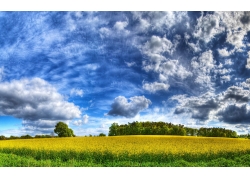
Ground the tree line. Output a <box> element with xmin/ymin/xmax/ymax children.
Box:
<box><xmin>0</xmin><ymin>122</ymin><xmax>107</xmax><ymax>140</ymax></box>
<box><xmin>0</xmin><ymin>134</ymin><xmax>55</xmax><ymax>140</ymax></box>
<box><xmin>0</xmin><ymin>122</ymin><xmax>75</xmax><ymax>140</ymax></box>
<box><xmin>108</xmin><ymin>121</ymin><xmax>238</xmax><ymax>138</ymax></box>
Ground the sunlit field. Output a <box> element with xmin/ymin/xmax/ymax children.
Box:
<box><xmin>1</xmin><ymin>136</ymin><xmax>250</xmax><ymax>167</ymax></box>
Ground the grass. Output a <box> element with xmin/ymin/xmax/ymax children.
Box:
<box><xmin>1</xmin><ymin>135</ymin><xmax>250</xmax><ymax>167</ymax></box>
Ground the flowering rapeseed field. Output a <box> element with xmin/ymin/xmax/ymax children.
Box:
<box><xmin>1</xmin><ymin>136</ymin><xmax>250</xmax><ymax>167</ymax></box>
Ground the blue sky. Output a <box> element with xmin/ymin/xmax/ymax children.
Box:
<box><xmin>1</xmin><ymin>11</ymin><xmax>250</xmax><ymax>136</ymax></box>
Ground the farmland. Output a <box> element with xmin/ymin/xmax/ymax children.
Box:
<box><xmin>1</xmin><ymin>135</ymin><xmax>250</xmax><ymax>167</ymax></box>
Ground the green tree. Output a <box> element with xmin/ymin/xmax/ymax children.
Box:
<box><xmin>54</xmin><ymin>122</ymin><xmax>75</xmax><ymax>137</ymax></box>
<box><xmin>20</xmin><ymin>134</ymin><xmax>33</xmax><ymax>139</ymax></box>
<box><xmin>99</xmin><ymin>133</ymin><xmax>106</xmax><ymax>137</ymax></box>
<box><xmin>0</xmin><ymin>135</ymin><xmax>6</xmax><ymax>140</ymax></box>
<box><xmin>108</xmin><ymin>123</ymin><xmax>119</xmax><ymax>136</ymax></box>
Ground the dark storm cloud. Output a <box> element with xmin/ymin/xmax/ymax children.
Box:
<box><xmin>107</xmin><ymin>96</ymin><xmax>151</xmax><ymax>118</ymax></box>
<box><xmin>216</xmin><ymin>104</ymin><xmax>250</xmax><ymax>124</ymax></box>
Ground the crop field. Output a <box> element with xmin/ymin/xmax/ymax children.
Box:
<box><xmin>1</xmin><ymin>135</ymin><xmax>250</xmax><ymax>167</ymax></box>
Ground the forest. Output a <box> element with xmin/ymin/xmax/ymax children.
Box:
<box><xmin>108</xmin><ymin>121</ymin><xmax>238</xmax><ymax>138</ymax></box>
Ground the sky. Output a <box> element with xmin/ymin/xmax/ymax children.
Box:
<box><xmin>1</xmin><ymin>11</ymin><xmax>250</xmax><ymax>136</ymax></box>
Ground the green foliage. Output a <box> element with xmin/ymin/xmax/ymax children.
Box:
<box><xmin>108</xmin><ymin>121</ymin><xmax>238</xmax><ymax>138</ymax></box>
<box><xmin>238</xmin><ymin>134</ymin><xmax>250</xmax><ymax>139</ymax></box>
<box><xmin>1</xmin><ymin>148</ymin><xmax>250</xmax><ymax>167</ymax></box>
<box><xmin>54</xmin><ymin>122</ymin><xmax>75</xmax><ymax>137</ymax></box>
<box><xmin>35</xmin><ymin>135</ymin><xmax>52</xmax><ymax>138</ymax></box>
<box><xmin>0</xmin><ymin>135</ymin><xmax>6</xmax><ymax>140</ymax></box>
<box><xmin>9</xmin><ymin>136</ymin><xmax>19</xmax><ymax>140</ymax></box>
<box><xmin>20</xmin><ymin>135</ymin><xmax>33</xmax><ymax>139</ymax></box>
<box><xmin>197</xmin><ymin>127</ymin><xmax>238</xmax><ymax>138</ymax></box>
<box><xmin>98</xmin><ymin>133</ymin><xmax>106</xmax><ymax>137</ymax></box>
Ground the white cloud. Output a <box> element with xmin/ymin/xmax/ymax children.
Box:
<box><xmin>216</xmin><ymin>12</ymin><xmax>250</xmax><ymax>49</ymax></box>
<box><xmin>136</xmin><ymin>18</ymin><xmax>150</xmax><ymax>32</ymax></box>
<box><xmin>246</xmin><ymin>51</ymin><xmax>250</xmax><ymax>69</ymax></box>
<box><xmin>218</xmin><ymin>48</ymin><xmax>232</xmax><ymax>57</ymax></box>
<box><xmin>0</xmin><ymin>78</ymin><xmax>81</xmax><ymax>121</ymax></box>
<box><xmin>225</xmin><ymin>59</ymin><xmax>233</xmax><ymax>65</ymax></box>
<box><xmin>226</xmin><ymin>30</ymin><xmax>245</xmax><ymax>49</ymax></box>
<box><xmin>193</xmin><ymin>13</ymin><xmax>222</xmax><ymax>43</ymax></box>
<box><xmin>141</xmin><ymin>35</ymin><xmax>192</xmax><ymax>93</ymax></box>
<box><xmin>133</xmin><ymin>12</ymin><xmax>188</xmax><ymax>33</ymax></box>
<box><xmin>70</xmin><ymin>88</ymin><xmax>84</xmax><ymax>97</ymax></box>
<box><xmin>241</xmin><ymin>78</ymin><xmax>250</xmax><ymax>89</ymax></box>
<box><xmin>125</xmin><ymin>61</ymin><xmax>136</xmax><ymax>67</ymax></box>
<box><xmin>193</xmin><ymin>12</ymin><xmax>250</xmax><ymax>50</ymax></box>
<box><xmin>113</xmin><ymin>21</ymin><xmax>128</xmax><ymax>31</ymax></box>
<box><xmin>221</xmin><ymin>75</ymin><xmax>231</xmax><ymax>83</ymax></box>
<box><xmin>143</xmin><ymin>82</ymin><xmax>170</xmax><ymax>93</ymax></box>
<box><xmin>142</xmin><ymin>35</ymin><xmax>174</xmax><ymax>55</ymax></box>
<box><xmin>83</xmin><ymin>63</ymin><xmax>100</xmax><ymax>71</ymax></box>
<box><xmin>73</xmin><ymin>114</ymin><xmax>89</xmax><ymax>126</ymax></box>
<box><xmin>107</xmin><ymin>96</ymin><xmax>152</xmax><ymax>118</ymax></box>
<box><xmin>99</xmin><ymin>27</ymin><xmax>111</xmax><ymax>38</ymax></box>
<box><xmin>188</xmin><ymin>42</ymin><xmax>201</xmax><ymax>52</ymax></box>
<box><xmin>191</xmin><ymin>50</ymin><xmax>215</xmax><ymax>88</ymax></box>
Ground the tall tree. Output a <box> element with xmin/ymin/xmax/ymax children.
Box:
<box><xmin>54</xmin><ymin>122</ymin><xmax>75</xmax><ymax>137</ymax></box>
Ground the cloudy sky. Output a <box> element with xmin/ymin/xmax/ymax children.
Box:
<box><xmin>1</xmin><ymin>11</ymin><xmax>250</xmax><ymax>136</ymax></box>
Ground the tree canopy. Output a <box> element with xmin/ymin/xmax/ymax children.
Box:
<box><xmin>108</xmin><ymin>121</ymin><xmax>238</xmax><ymax>138</ymax></box>
<box><xmin>54</xmin><ymin>122</ymin><xmax>75</xmax><ymax>137</ymax></box>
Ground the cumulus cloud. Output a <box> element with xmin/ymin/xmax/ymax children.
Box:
<box><xmin>193</xmin><ymin>13</ymin><xmax>222</xmax><ymax>43</ymax></box>
<box><xmin>193</xmin><ymin>12</ymin><xmax>250</xmax><ymax>49</ymax></box>
<box><xmin>143</xmin><ymin>35</ymin><xmax>174</xmax><ymax>55</ymax></box>
<box><xmin>217</xmin><ymin>104</ymin><xmax>250</xmax><ymax>124</ymax></box>
<box><xmin>141</xmin><ymin>35</ymin><xmax>192</xmax><ymax>93</ymax></box>
<box><xmin>218</xmin><ymin>48</ymin><xmax>232</xmax><ymax>57</ymax></box>
<box><xmin>224</xmin><ymin>59</ymin><xmax>233</xmax><ymax>66</ymax></box>
<box><xmin>172</xmin><ymin>93</ymin><xmax>220</xmax><ymax>121</ymax></box>
<box><xmin>113</xmin><ymin>21</ymin><xmax>128</xmax><ymax>31</ymax></box>
<box><xmin>141</xmin><ymin>36</ymin><xmax>192</xmax><ymax>93</ymax></box>
<box><xmin>99</xmin><ymin>20</ymin><xmax>130</xmax><ymax>38</ymax></box>
<box><xmin>0</xmin><ymin>78</ymin><xmax>81</xmax><ymax>122</ymax></box>
<box><xmin>216</xmin><ymin>12</ymin><xmax>250</xmax><ymax>49</ymax></box>
<box><xmin>73</xmin><ymin>114</ymin><xmax>89</xmax><ymax>126</ymax></box>
<box><xmin>220</xmin><ymin>75</ymin><xmax>231</xmax><ymax>83</ymax></box>
<box><xmin>132</xmin><ymin>11</ymin><xmax>189</xmax><ymax>32</ymax></box>
<box><xmin>222</xmin><ymin>86</ymin><xmax>250</xmax><ymax>103</ymax></box>
<box><xmin>143</xmin><ymin>82</ymin><xmax>170</xmax><ymax>93</ymax></box>
<box><xmin>171</xmin><ymin>80</ymin><xmax>250</xmax><ymax>124</ymax></box>
<box><xmin>70</xmin><ymin>88</ymin><xmax>84</xmax><ymax>97</ymax></box>
<box><xmin>107</xmin><ymin>96</ymin><xmax>152</xmax><ymax>118</ymax></box>
<box><xmin>241</xmin><ymin>78</ymin><xmax>250</xmax><ymax>89</ymax></box>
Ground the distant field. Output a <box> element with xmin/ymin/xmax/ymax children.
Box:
<box><xmin>1</xmin><ymin>135</ymin><xmax>250</xmax><ymax>167</ymax></box>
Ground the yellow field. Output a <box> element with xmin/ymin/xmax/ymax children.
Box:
<box><xmin>1</xmin><ymin>135</ymin><xmax>250</xmax><ymax>155</ymax></box>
